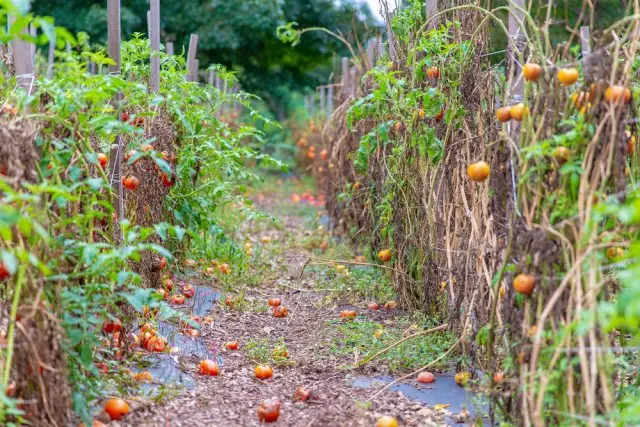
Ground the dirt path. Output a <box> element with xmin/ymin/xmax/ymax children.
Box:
<box><xmin>119</xmin><ymin>176</ymin><xmax>452</xmax><ymax>427</ymax></box>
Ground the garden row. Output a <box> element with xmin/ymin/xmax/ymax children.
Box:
<box><xmin>292</xmin><ymin>0</ymin><xmax>640</xmax><ymax>424</ymax></box>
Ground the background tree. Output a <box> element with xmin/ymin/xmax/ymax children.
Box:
<box><xmin>33</xmin><ymin>0</ymin><xmax>379</xmax><ymax>118</ymax></box>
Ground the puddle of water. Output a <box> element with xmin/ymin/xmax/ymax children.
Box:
<box><xmin>352</xmin><ymin>373</ymin><xmax>489</xmax><ymax>425</ymax></box>
<box><xmin>136</xmin><ymin>284</ymin><xmax>222</xmax><ymax>389</ymax></box>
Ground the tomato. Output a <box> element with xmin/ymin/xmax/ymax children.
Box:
<box><xmin>102</xmin><ymin>319</ymin><xmax>122</xmax><ymax>334</ymax></box>
<box><xmin>273</xmin><ymin>347</ymin><xmax>288</xmax><ymax>358</ymax></box>
<box><xmin>378</xmin><ymin>249</ymin><xmax>392</xmax><ymax>262</ymax></box>
<box><xmin>0</xmin><ymin>262</ymin><xmax>11</xmax><ymax>280</ymax></box>
<box><xmin>97</xmin><ymin>153</ymin><xmax>108</xmax><ymax>169</ymax></box>
<box><xmin>604</xmin><ymin>85</ymin><xmax>632</xmax><ymax>104</ymax></box>
<box><xmin>523</xmin><ymin>63</ymin><xmax>542</xmax><ymax>82</ymax></box>
<box><xmin>254</xmin><ymin>364</ymin><xmax>273</xmax><ymax>380</ymax></box>
<box><xmin>140</xmin><ymin>323</ymin><xmax>155</xmax><ymax>334</ymax></box>
<box><xmin>513</xmin><ymin>274</ymin><xmax>536</xmax><ymax>295</ymax></box>
<box><xmin>273</xmin><ymin>306</ymin><xmax>288</xmax><ymax>318</ymax></box>
<box><xmin>218</xmin><ymin>263</ymin><xmax>231</xmax><ymax>275</ymax></box>
<box><xmin>368</xmin><ymin>302</ymin><xmax>380</xmax><ymax>310</ymax></box>
<box><xmin>181</xmin><ymin>284</ymin><xmax>195</xmax><ymax>298</ymax></box>
<box><xmin>161</xmin><ymin>173</ymin><xmax>176</xmax><ymax>187</ymax></box>
<box><xmin>509</xmin><ymin>103</ymin><xmax>528</xmax><ymax>121</ymax></box>
<box><xmin>353</xmin><ymin>182</ymin><xmax>362</xmax><ymax>190</ymax></box>
<box><xmin>455</xmin><ymin>371</ymin><xmax>471</xmax><ymax>386</ymax></box>
<box><xmin>499</xmin><ymin>286</ymin><xmax>506</xmax><ymax>298</ymax></box>
<box><xmin>493</xmin><ymin>371</ymin><xmax>505</xmax><ymax>384</ymax></box>
<box><xmin>199</xmin><ymin>359</ymin><xmax>220</xmax><ymax>376</ymax></box>
<box><xmin>496</xmin><ymin>106</ymin><xmax>511</xmax><ymax>123</ymax></box>
<box><xmin>320</xmin><ymin>149</ymin><xmax>329</xmax><ymax>161</ymax></box>
<box><xmin>120</xmin><ymin>111</ymin><xmax>129</xmax><ymax>122</ymax></box>
<box><xmin>435</xmin><ymin>110</ymin><xmax>444</xmax><ymax>122</ymax></box>
<box><xmin>417</xmin><ymin>371</ymin><xmax>436</xmax><ymax>384</ymax></box>
<box><xmin>257</xmin><ymin>399</ymin><xmax>281</xmax><ymax>423</ymax></box>
<box><xmin>307</xmin><ymin>149</ymin><xmax>316</xmax><ymax>160</ymax></box>
<box><xmin>384</xmin><ymin>300</ymin><xmax>397</xmax><ymax>309</ymax></box>
<box><xmin>293</xmin><ymin>387</ymin><xmax>311</xmax><ymax>401</ymax></box>
<box><xmin>133</xmin><ymin>117</ymin><xmax>145</xmax><ymax>128</ymax></box>
<box><xmin>628</xmin><ymin>133</ymin><xmax>637</xmax><ymax>156</ymax></box>
<box><xmin>133</xmin><ymin>371</ymin><xmax>152</xmax><ymax>382</ymax></box>
<box><xmin>427</xmin><ymin>66</ymin><xmax>440</xmax><ymax>79</ymax></box>
<box><xmin>122</xmin><ymin>176</ymin><xmax>140</xmax><ymax>191</ymax></box>
<box><xmin>339</xmin><ymin>310</ymin><xmax>357</xmax><ymax>319</ymax></box>
<box><xmin>104</xmin><ymin>398</ymin><xmax>129</xmax><ymax>420</ymax></box>
<box><xmin>557</xmin><ymin>68</ymin><xmax>579</xmax><ymax>86</ymax></box>
<box><xmin>267</xmin><ymin>298</ymin><xmax>281</xmax><ymax>307</ymax></box>
<box><xmin>375</xmin><ymin>416</ymin><xmax>398</xmax><ymax>427</ymax></box>
<box><xmin>145</xmin><ymin>336</ymin><xmax>166</xmax><ymax>352</ymax></box>
<box><xmin>467</xmin><ymin>161</ymin><xmax>490</xmax><ymax>182</ymax></box>
<box><xmin>553</xmin><ymin>146</ymin><xmax>570</xmax><ymax>165</ymax></box>
<box><xmin>225</xmin><ymin>341</ymin><xmax>239</xmax><ymax>350</ymax></box>
<box><xmin>170</xmin><ymin>294</ymin><xmax>185</xmax><ymax>305</ymax></box>
<box><xmin>159</xmin><ymin>257</ymin><xmax>167</xmax><ymax>270</ymax></box>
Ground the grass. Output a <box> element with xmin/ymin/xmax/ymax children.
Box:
<box><xmin>327</xmin><ymin>313</ymin><xmax>456</xmax><ymax>373</ymax></box>
<box><xmin>244</xmin><ymin>337</ymin><xmax>294</xmax><ymax>366</ymax></box>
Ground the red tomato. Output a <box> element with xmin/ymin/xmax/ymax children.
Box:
<box><xmin>257</xmin><ymin>399</ymin><xmax>280</xmax><ymax>423</ymax></box>
<box><xmin>97</xmin><ymin>153</ymin><xmax>108</xmax><ymax>169</ymax></box>
<box><xmin>122</xmin><ymin>176</ymin><xmax>140</xmax><ymax>191</ymax></box>
<box><xmin>181</xmin><ymin>284</ymin><xmax>195</xmax><ymax>298</ymax></box>
<box><xmin>102</xmin><ymin>319</ymin><xmax>122</xmax><ymax>334</ymax></box>
<box><xmin>199</xmin><ymin>359</ymin><xmax>220</xmax><ymax>376</ymax></box>
<box><xmin>0</xmin><ymin>262</ymin><xmax>10</xmax><ymax>280</ymax></box>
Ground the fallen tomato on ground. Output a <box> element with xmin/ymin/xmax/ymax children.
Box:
<box><xmin>257</xmin><ymin>399</ymin><xmax>281</xmax><ymax>423</ymax></box>
<box><xmin>273</xmin><ymin>306</ymin><xmax>288</xmax><ymax>318</ymax></box>
<box><xmin>199</xmin><ymin>359</ymin><xmax>220</xmax><ymax>376</ymax></box>
<box><xmin>255</xmin><ymin>364</ymin><xmax>273</xmax><ymax>380</ymax></box>
<box><xmin>104</xmin><ymin>398</ymin><xmax>129</xmax><ymax>421</ymax></box>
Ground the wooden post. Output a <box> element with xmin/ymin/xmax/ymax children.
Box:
<box><xmin>377</xmin><ymin>36</ymin><xmax>386</xmax><ymax>59</ymax></box>
<box><xmin>192</xmin><ymin>59</ymin><xmax>199</xmax><ymax>82</ymax></box>
<box><xmin>46</xmin><ymin>35</ymin><xmax>55</xmax><ymax>79</ymax></box>
<box><xmin>186</xmin><ymin>34</ymin><xmax>198</xmax><ymax>81</ymax></box>
<box><xmin>385</xmin><ymin>8</ymin><xmax>396</xmax><ymax>61</ymax></box>
<box><xmin>8</xmin><ymin>15</ymin><xmax>34</xmax><ymax>93</ymax></box>
<box><xmin>29</xmin><ymin>24</ymin><xmax>36</xmax><ymax>60</ymax></box>
<box><xmin>508</xmin><ymin>0</ymin><xmax>525</xmax><ymax>110</ymax></box>
<box><xmin>341</xmin><ymin>57</ymin><xmax>350</xmax><ymax>95</ymax></box>
<box><xmin>426</xmin><ymin>0</ymin><xmax>438</xmax><ymax>24</ymax></box>
<box><xmin>149</xmin><ymin>0</ymin><xmax>160</xmax><ymax>93</ymax></box>
<box><xmin>107</xmin><ymin>0</ymin><xmax>124</xmax><ymax>240</ymax></box>
<box><xmin>166</xmin><ymin>41</ymin><xmax>174</xmax><ymax>55</ymax></box>
<box><xmin>208</xmin><ymin>70</ymin><xmax>215</xmax><ymax>85</ymax></box>
<box><xmin>349</xmin><ymin>66</ymin><xmax>358</xmax><ymax>95</ymax></box>
<box><xmin>367</xmin><ymin>38</ymin><xmax>376</xmax><ymax>69</ymax></box>
<box><xmin>319</xmin><ymin>86</ymin><xmax>326</xmax><ymax>116</ymax></box>
<box><xmin>147</xmin><ymin>11</ymin><xmax>151</xmax><ymax>37</ymax></box>
<box><xmin>580</xmin><ymin>26</ymin><xmax>592</xmax><ymax>79</ymax></box>
<box><xmin>327</xmin><ymin>85</ymin><xmax>334</xmax><ymax>116</ymax></box>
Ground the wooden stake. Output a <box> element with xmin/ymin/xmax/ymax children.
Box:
<box><xmin>367</xmin><ymin>38</ymin><xmax>376</xmax><ymax>69</ymax></box>
<box><xmin>107</xmin><ymin>0</ymin><xmax>124</xmax><ymax>240</ymax></box>
<box><xmin>166</xmin><ymin>41</ymin><xmax>174</xmax><ymax>55</ymax></box>
<box><xmin>29</xmin><ymin>24</ymin><xmax>36</xmax><ymax>60</ymax></box>
<box><xmin>8</xmin><ymin>15</ymin><xmax>34</xmax><ymax>93</ymax></box>
<box><xmin>192</xmin><ymin>59</ymin><xmax>199</xmax><ymax>82</ymax></box>
<box><xmin>580</xmin><ymin>26</ymin><xmax>592</xmax><ymax>79</ymax></box>
<box><xmin>186</xmin><ymin>34</ymin><xmax>198</xmax><ymax>81</ymax></box>
<box><xmin>341</xmin><ymin>57</ymin><xmax>350</xmax><ymax>95</ymax></box>
<box><xmin>208</xmin><ymin>70</ymin><xmax>215</xmax><ymax>85</ymax></box>
<box><xmin>46</xmin><ymin>36</ymin><xmax>55</xmax><ymax>79</ymax></box>
<box><xmin>150</xmin><ymin>0</ymin><xmax>160</xmax><ymax>93</ymax></box>
<box><xmin>327</xmin><ymin>85</ymin><xmax>334</xmax><ymax>115</ymax></box>
<box><xmin>147</xmin><ymin>11</ymin><xmax>151</xmax><ymax>37</ymax></box>
<box><xmin>319</xmin><ymin>86</ymin><xmax>325</xmax><ymax>116</ymax></box>
<box><xmin>426</xmin><ymin>0</ymin><xmax>438</xmax><ymax>28</ymax></box>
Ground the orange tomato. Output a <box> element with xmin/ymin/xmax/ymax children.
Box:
<box><xmin>427</xmin><ymin>66</ymin><xmax>440</xmax><ymax>79</ymax></box>
<box><xmin>513</xmin><ymin>274</ymin><xmax>536</xmax><ymax>295</ymax></box>
<box><xmin>268</xmin><ymin>298</ymin><xmax>281</xmax><ymax>307</ymax></box>
<box><xmin>257</xmin><ymin>399</ymin><xmax>280</xmax><ymax>422</ymax></box>
<box><xmin>353</xmin><ymin>182</ymin><xmax>362</xmax><ymax>190</ymax></box>
<box><xmin>378</xmin><ymin>249</ymin><xmax>392</xmax><ymax>263</ymax></box>
<box><xmin>97</xmin><ymin>153</ymin><xmax>108</xmax><ymax>169</ymax></box>
<box><xmin>339</xmin><ymin>310</ymin><xmax>357</xmax><ymax>319</ymax></box>
<box><xmin>104</xmin><ymin>398</ymin><xmax>129</xmax><ymax>420</ymax></box>
<box><xmin>553</xmin><ymin>147</ymin><xmax>570</xmax><ymax>165</ymax></box>
<box><xmin>122</xmin><ymin>176</ymin><xmax>140</xmax><ymax>191</ymax></box>
<box><xmin>510</xmin><ymin>103</ymin><xmax>528</xmax><ymax>121</ymax></box>
<box><xmin>376</xmin><ymin>416</ymin><xmax>398</xmax><ymax>427</ymax></box>
<box><xmin>523</xmin><ymin>63</ymin><xmax>542</xmax><ymax>82</ymax></box>
<box><xmin>417</xmin><ymin>371</ymin><xmax>436</xmax><ymax>384</ymax></box>
<box><xmin>368</xmin><ymin>302</ymin><xmax>380</xmax><ymax>310</ymax></box>
<box><xmin>493</xmin><ymin>371</ymin><xmax>505</xmax><ymax>384</ymax></box>
<box><xmin>467</xmin><ymin>161</ymin><xmax>490</xmax><ymax>182</ymax></box>
<box><xmin>255</xmin><ymin>365</ymin><xmax>273</xmax><ymax>380</ymax></box>
<box><xmin>455</xmin><ymin>371</ymin><xmax>471</xmax><ymax>386</ymax></box>
<box><xmin>496</xmin><ymin>106</ymin><xmax>512</xmax><ymax>123</ymax></box>
<box><xmin>199</xmin><ymin>359</ymin><xmax>220</xmax><ymax>376</ymax></box>
<box><xmin>320</xmin><ymin>149</ymin><xmax>329</xmax><ymax>161</ymax></box>
<box><xmin>170</xmin><ymin>294</ymin><xmax>185</xmax><ymax>305</ymax></box>
<box><xmin>604</xmin><ymin>85</ymin><xmax>632</xmax><ymax>104</ymax></box>
<box><xmin>384</xmin><ymin>300</ymin><xmax>398</xmax><ymax>309</ymax></box>
<box><xmin>225</xmin><ymin>341</ymin><xmax>239</xmax><ymax>350</ymax></box>
<box><xmin>273</xmin><ymin>306</ymin><xmax>288</xmax><ymax>318</ymax></box>
<box><xmin>557</xmin><ymin>68</ymin><xmax>579</xmax><ymax>86</ymax></box>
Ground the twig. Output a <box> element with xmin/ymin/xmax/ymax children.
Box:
<box><xmin>356</xmin><ymin>323</ymin><xmax>448</xmax><ymax>367</ymax></box>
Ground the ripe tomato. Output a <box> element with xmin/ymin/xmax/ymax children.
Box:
<box><xmin>368</xmin><ymin>302</ymin><xmax>380</xmax><ymax>310</ymax></box>
<box><xmin>255</xmin><ymin>365</ymin><xmax>273</xmax><ymax>380</ymax></box>
<box><xmin>267</xmin><ymin>298</ymin><xmax>281</xmax><ymax>307</ymax></box>
<box><xmin>273</xmin><ymin>306</ymin><xmax>288</xmax><ymax>318</ymax></box>
<box><xmin>496</xmin><ymin>106</ymin><xmax>512</xmax><ymax>123</ymax></box>
<box><xmin>307</xmin><ymin>149</ymin><xmax>316</xmax><ymax>160</ymax></box>
<box><xmin>509</xmin><ymin>103</ymin><xmax>528</xmax><ymax>121</ymax></box>
<box><xmin>181</xmin><ymin>284</ymin><xmax>195</xmax><ymax>298</ymax></box>
<box><xmin>523</xmin><ymin>63</ymin><xmax>542</xmax><ymax>82</ymax></box>
<box><xmin>170</xmin><ymin>294</ymin><xmax>185</xmax><ymax>305</ymax></box>
<box><xmin>163</xmin><ymin>278</ymin><xmax>174</xmax><ymax>291</ymax></box>
<box><xmin>0</xmin><ymin>262</ymin><xmax>11</xmax><ymax>280</ymax></box>
<box><xmin>384</xmin><ymin>300</ymin><xmax>397</xmax><ymax>309</ymax></box>
<box><xmin>320</xmin><ymin>149</ymin><xmax>329</xmax><ymax>161</ymax></box>
<box><xmin>435</xmin><ymin>110</ymin><xmax>444</xmax><ymax>122</ymax></box>
<box><xmin>493</xmin><ymin>371</ymin><xmax>505</xmax><ymax>384</ymax></box>
<box><xmin>353</xmin><ymin>182</ymin><xmax>362</xmax><ymax>190</ymax></box>
<box><xmin>225</xmin><ymin>341</ymin><xmax>239</xmax><ymax>350</ymax></box>
<box><xmin>97</xmin><ymin>153</ymin><xmax>108</xmax><ymax>169</ymax></box>
<box><xmin>104</xmin><ymin>398</ymin><xmax>129</xmax><ymax>420</ymax></box>
<box><xmin>604</xmin><ymin>85</ymin><xmax>632</xmax><ymax>104</ymax></box>
<box><xmin>375</xmin><ymin>416</ymin><xmax>398</xmax><ymax>427</ymax></box>
<box><xmin>417</xmin><ymin>371</ymin><xmax>436</xmax><ymax>384</ymax></box>
<box><xmin>120</xmin><ymin>111</ymin><xmax>129</xmax><ymax>122</ymax></box>
<box><xmin>122</xmin><ymin>176</ymin><xmax>140</xmax><ymax>191</ymax></box>
<box><xmin>133</xmin><ymin>371</ymin><xmax>153</xmax><ymax>382</ymax></box>
<box><xmin>199</xmin><ymin>359</ymin><xmax>220</xmax><ymax>376</ymax></box>
<box><xmin>159</xmin><ymin>257</ymin><xmax>167</xmax><ymax>270</ymax></box>
<box><xmin>161</xmin><ymin>173</ymin><xmax>176</xmax><ymax>187</ymax></box>
<box><xmin>467</xmin><ymin>161</ymin><xmax>490</xmax><ymax>182</ymax></box>
<box><xmin>513</xmin><ymin>274</ymin><xmax>536</xmax><ymax>295</ymax></box>
<box><xmin>557</xmin><ymin>68</ymin><xmax>579</xmax><ymax>86</ymax></box>
<box><xmin>257</xmin><ymin>399</ymin><xmax>280</xmax><ymax>423</ymax></box>
<box><xmin>339</xmin><ymin>310</ymin><xmax>357</xmax><ymax>319</ymax></box>
<box><xmin>378</xmin><ymin>249</ymin><xmax>392</xmax><ymax>263</ymax></box>
<box><xmin>455</xmin><ymin>371</ymin><xmax>471</xmax><ymax>386</ymax></box>
<box><xmin>218</xmin><ymin>263</ymin><xmax>231</xmax><ymax>275</ymax></box>
<box><xmin>145</xmin><ymin>336</ymin><xmax>165</xmax><ymax>352</ymax></box>
<box><xmin>102</xmin><ymin>319</ymin><xmax>122</xmax><ymax>334</ymax></box>
<box><xmin>427</xmin><ymin>66</ymin><xmax>440</xmax><ymax>79</ymax></box>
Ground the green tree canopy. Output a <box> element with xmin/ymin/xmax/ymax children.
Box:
<box><xmin>33</xmin><ymin>0</ymin><xmax>379</xmax><ymax>117</ymax></box>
